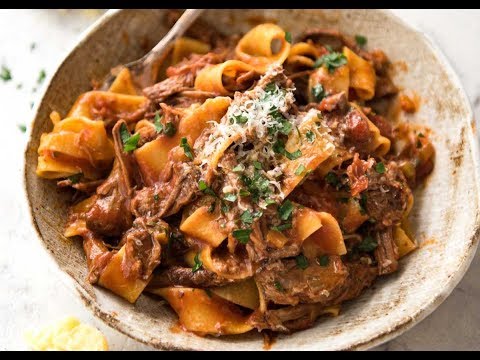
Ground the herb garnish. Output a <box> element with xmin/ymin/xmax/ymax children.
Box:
<box><xmin>317</xmin><ymin>255</ymin><xmax>329</xmax><ymax>267</ymax></box>
<box><xmin>223</xmin><ymin>193</ymin><xmax>237</xmax><ymax>202</ymax></box>
<box><xmin>295</xmin><ymin>254</ymin><xmax>309</xmax><ymax>270</ymax></box>
<box><xmin>68</xmin><ymin>173</ymin><xmax>82</xmax><ymax>184</ymax></box>
<box><xmin>154</xmin><ymin>112</ymin><xmax>163</xmax><ymax>133</ymax></box>
<box><xmin>198</xmin><ymin>180</ymin><xmax>216</xmax><ymax>197</ymax></box>
<box><xmin>180</xmin><ymin>137</ymin><xmax>194</xmax><ymax>160</ymax></box>
<box><xmin>192</xmin><ymin>253</ymin><xmax>203</xmax><ymax>273</ymax></box>
<box><xmin>295</xmin><ymin>164</ymin><xmax>306</xmax><ymax>176</ymax></box>
<box><xmin>375</xmin><ymin>162</ymin><xmax>386</xmax><ymax>174</ymax></box>
<box><xmin>164</xmin><ymin>122</ymin><xmax>176</xmax><ymax>137</ymax></box>
<box><xmin>120</xmin><ymin>123</ymin><xmax>139</xmax><ymax>152</ymax></box>
<box><xmin>306</xmin><ymin>130</ymin><xmax>316</xmax><ymax>143</ymax></box>
<box><xmin>271</xmin><ymin>223</ymin><xmax>292</xmax><ymax>232</ymax></box>
<box><xmin>357</xmin><ymin>235</ymin><xmax>378</xmax><ymax>252</ymax></box>
<box><xmin>285</xmin><ymin>31</ymin><xmax>292</xmax><ymax>44</ymax></box>
<box><xmin>233</xmin><ymin>229</ymin><xmax>252</xmax><ymax>244</ymax></box>
<box><xmin>314</xmin><ymin>52</ymin><xmax>347</xmax><ymax>73</ymax></box>
<box><xmin>37</xmin><ymin>69</ymin><xmax>46</xmax><ymax>84</ymax></box>
<box><xmin>18</xmin><ymin>124</ymin><xmax>26</xmax><ymax>133</ymax></box>
<box><xmin>355</xmin><ymin>35</ymin><xmax>367</xmax><ymax>47</ymax></box>
<box><xmin>278</xmin><ymin>200</ymin><xmax>294</xmax><ymax>221</ymax></box>
<box><xmin>274</xmin><ymin>281</ymin><xmax>284</xmax><ymax>292</ymax></box>
<box><xmin>311</xmin><ymin>84</ymin><xmax>326</xmax><ymax>102</ymax></box>
<box><xmin>0</xmin><ymin>65</ymin><xmax>12</xmax><ymax>82</ymax></box>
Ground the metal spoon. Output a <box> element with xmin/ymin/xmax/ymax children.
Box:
<box><xmin>101</xmin><ymin>9</ymin><xmax>204</xmax><ymax>90</ymax></box>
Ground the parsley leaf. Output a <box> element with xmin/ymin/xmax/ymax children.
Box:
<box><xmin>68</xmin><ymin>173</ymin><xmax>82</xmax><ymax>184</ymax></box>
<box><xmin>295</xmin><ymin>164</ymin><xmax>306</xmax><ymax>176</ymax></box>
<box><xmin>357</xmin><ymin>235</ymin><xmax>378</xmax><ymax>252</ymax></box>
<box><xmin>355</xmin><ymin>35</ymin><xmax>367</xmax><ymax>47</ymax></box>
<box><xmin>314</xmin><ymin>52</ymin><xmax>347</xmax><ymax>73</ymax></box>
<box><xmin>325</xmin><ymin>172</ymin><xmax>339</xmax><ymax>187</ymax></box>
<box><xmin>37</xmin><ymin>69</ymin><xmax>46</xmax><ymax>84</ymax></box>
<box><xmin>192</xmin><ymin>253</ymin><xmax>203</xmax><ymax>273</ymax></box>
<box><xmin>198</xmin><ymin>180</ymin><xmax>216</xmax><ymax>197</ymax></box>
<box><xmin>285</xmin><ymin>31</ymin><xmax>292</xmax><ymax>44</ymax></box>
<box><xmin>278</xmin><ymin>200</ymin><xmax>294</xmax><ymax>221</ymax></box>
<box><xmin>0</xmin><ymin>65</ymin><xmax>12</xmax><ymax>82</ymax></box>
<box><xmin>239</xmin><ymin>189</ymin><xmax>250</xmax><ymax>197</ymax></box>
<box><xmin>164</xmin><ymin>122</ymin><xmax>176</xmax><ymax>137</ymax></box>
<box><xmin>317</xmin><ymin>255</ymin><xmax>329</xmax><ymax>267</ymax></box>
<box><xmin>233</xmin><ymin>164</ymin><xmax>245</xmax><ymax>173</ymax></box>
<box><xmin>253</xmin><ymin>161</ymin><xmax>263</xmax><ymax>170</ymax></box>
<box><xmin>271</xmin><ymin>223</ymin><xmax>292</xmax><ymax>232</ymax></box>
<box><xmin>240</xmin><ymin>210</ymin><xmax>254</xmax><ymax>225</ymax></box>
<box><xmin>306</xmin><ymin>130</ymin><xmax>316</xmax><ymax>143</ymax></box>
<box><xmin>120</xmin><ymin>123</ymin><xmax>139</xmax><ymax>152</ymax></box>
<box><xmin>375</xmin><ymin>162</ymin><xmax>386</xmax><ymax>174</ymax></box>
<box><xmin>311</xmin><ymin>83</ymin><xmax>326</xmax><ymax>102</ymax></box>
<box><xmin>233</xmin><ymin>229</ymin><xmax>252</xmax><ymax>244</ymax></box>
<box><xmin>154</xmin><ymin>112</ymin><xmax>163</xmax><ymax>133</ymax></box>
<box><xmin>154</xmin><ymin>194</ymin><xmax>159</xmax><ymax>202</ymax></box>
<box><xmin>295</xmin><ymin>254</ymin><xmax>309</xmax><ymax>270</ymax></box>
<box><xmin>223</xmin><ymin>193</ymin><xmax>237</xmax><ymax>202</ymax></box>
<box><xmin>18</xmin><ymin>124</ymin><xmax>26</xmax><ymax>133</ymax></box>
<box><xmin>359</xmin><ymin>192</ymin><xmax>368</xmax><ymax>215</ymax></box>
<box><xmin>231</xmin><ymin>114</ymin><xmax>249</xmax><ymax>124</ymax></box>
<box><xmin>221</xmin><ymin>201</ymin><xmax>230</xmax><ymax>214</ymax></box>
<box><xmin>274</xmin><ymin>281</ymin><xmax>284</xmax><ymax>292</ymax></box>
<box><xmin>180</xmin><ymin>137</ymin><xmax>194</xmax><ymax>160</ymax></box>
<box><xmin>272</xmin><ymin>140</ymin><xmax>302</xmax><ymax>160</ymax></box>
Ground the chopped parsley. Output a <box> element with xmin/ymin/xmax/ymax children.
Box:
<box><xmin>241</xmin><ymin>170</ymin><xmax>272</xmax><ymax>204</ymax></box>
<box><xmin>221</xmin><ymin>201</ymin><xmax>230</xmax><ymax>214</ymax></box>
<box><xmin>37</xmin><ymin>69</ymin><xmax>46</xmax><ymax>84</ymax></box>
<box><xmin>0</xmin><ymin>65</ymin><xmax>12</xmax><ymax>82</ymax></box>
<box><xmin>223</xmin><ymin>193</ymin><xmax>237</xmax><ymax>202</ymax></box>
<box><xmin>355</xmin><ymin>35</ymin><xmax>368</xmax><ymax>47</ymax></box>
<box><xmin>198</xmin><ymin>180</ymin><xmax>216</xmax><ymax>197</ymax></box>
<box><xmin>30</xmin><ymin>42</ymin><xmax>36</xmax><ymax>51</ymax></box>
<box><xmin>357</xmin><ymin>235</ymin><xmax>378</xmax><ymax>252</ymax></box>
<box><xmin>278</xmin><ymin>200</ymin><xmax>294</xmax><ymax>221</ymax></box>
<box><xmin>269</xmin><ymin>110</ymin><xmax>292</xmax><ymax>136</ymax></box>
<box><xmin>240</xmin><ymin>210</ymin><xmax>254</xmax><ymax>225</ymax></box>
<box><xmin>239</xmin><ymin>189</ymin><xmax>250</xmax><ymax>197</ymax></box>
<box><xmin>271</xmin><ymin>223</ymin><xmax>292</xmax><ymax>232</ymax></box>
<box><xmin>314</xmin><ymin>52</ymin><xmax>347</xmax><ymax>73</ymax></box>
<box><xmin>306</xmin><ymin>130</ymin><xmax>316</xmax><ymax>143</ymax></box>
<box><xmin>416</xmin><ymin>139</ymin><xmax>422</xmax><ymax>148</ymax></box>
<box><xmin>375</xmin><ymin>162</ymin><xmax>386</xmax><ymax>174</ymax></box>
<box><xmin>208</xmin><ymin>202</ymin><xmax>216</xmax><ymax>213</ymax></box>
<box><xmin>317</xmin><ymin>255</ymin><xmax>330</xmax><ymax>267</ymax></box>
<box><xmin>233</xmin><ymin>164</ymin><xmax>245</xmax><ymax>173</ymax></box>
<box><xmin>295</xmin><ymin>254</ymin><xmax>309</xmax><ymax>270</ymax></box>
<box><xmin>164</xmin><ymin>122</ymin><xmax>176</xmax><ymax>137</ymax></box>
<box><xmin>274</xmin><ymin>280</ymin><xmax>284</xmax><ymax>292</ymax></box>
<box><xmin>273</xmin><ymin>139</ymin><xmax>302</xmax><ymax>160</ymax></box>
<box><xmin>325</xmin><ymin>172</ymin><xmax>339</xmax><ymax>187</ymax></box>
<box><xmin>154</xmin><ymin>112</ymin><xmax>163</xmax><ymax>133</ymax></box>
<box><xmin>285</xmin><ymin>31</ymin><xmax>292</xmax><ymax>44</ymax></box>
<box><xmin>295</xmin><ymin>164</ymin><xmax>306</xmax><ymax>176</ymax></box>
<box><xmin>418</xmin><ymin>133</ymin><xmax>425</xmax><ymax>138</ymax></box>
<box><xmin>154</xmin><ymin>194</ymin><xmax>160</xmax><ymax>202</ymax></box>
<box><xmin>68</xmin><ymin>173</ymin><xmax>82</xmax><ymax>184</ymax></box>
<box><xmin>180</xmin><ymin>137</ymin><xmax>194</xmax><ymax>160</ymax></box>
<box><xmin>120</xmin><ymin>123</ymin><xmax>139</xmax><ymax>152</ymax></box>
<box><xmin>231</xmin><ymin>114</ymin><xmax>249</xmax><ymax>124</ymax></box>
<box><xmin>359</xmin><ymin>193</ymin><xmax>368</xmax><ymax>215</ymax></box>
<box><xmin>311</xmin><ymin>84</ymin><xmax>327</xmax><ymax>102</ymax></box>
<box><xmin>18</xmin><ymin>124</ymin><xmax>26</xmax><ymax>133</ymax></box>
<box><xmin>192</xmin><ymin>253</ymin><xmax>203</xmax><ymax>273</ymax></box>
<box><xmin>253</xmin><ymin>161</ymin><xmax>263</xmax><ymax>170</ymax></box>
<box><xmin>16</xmin><ymin>83</ymin><xmax>23</xmax><ymax>90</ymax></box>
<box><xmin>233</xmin><ymin>229</ymin><xmax>252</xmax><ymax>244</ymax></box>
<box><xmin>205</xmin><ymin>289</ymin><xmax>213</xmax><ymax>298</ymax></box>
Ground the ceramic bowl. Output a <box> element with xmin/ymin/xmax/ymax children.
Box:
<box><xmin>24</xmin><ymin>9</ymin><xmax>480</xmax><ymax>350</ymax></box>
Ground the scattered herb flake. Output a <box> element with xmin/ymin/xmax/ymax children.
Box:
<box><xmin>233</xmin><ymin>229</ymin><xmax>252</xmax><ymax>244</ymax></box>
<box><xmin>359</xmin><ymin>193</ymin><xmax>368</xmax><ymax>215</ymax></box>
<box><xmin>208</xmin><ymin>202</ymin><xmax>216</xmax><ymax>213</ymax></box>
<box><xmin>295</xmin><ymin>164</ymin><xmax>306</xmax><ymax>176</ymax></box>
<box><xmin>314</xmin><ymin>52</ymin><xmax>347</xmax><ymax>73</ymax></box>
<box><xmin>375</xmin><ymin>162</ymin><xmax>386</xmax><ymax>174</ymax></box>
<box><xmin>416</xmin><ymin>139</ymin><xmax>422</xmax><ymax>148</ymax></box>
<box><xmin>232</xmin><ymin>114</ymin><xmax>248</xmax><ymax>124</ymax></box>
<box><xmin>154</xmin><ymin>194</ymin><xmax>159</xmax><ymax>202</ymax></box>
<box><xmin>154</xmin><ymin>112</ymin><xmax>163</xmax><ymax>133</ymax></box>
<box><xmin>233</xmin><ymin>164</ymin><xmax>245</xmax><ymax>172</ymax></box>
<box><xmin>253</xmin><ymin>161</ymin><xmax>263</xmax><ymax>170</ymax></box>
<box><xmin>180</xmin><ymin>137</ymin><xmax>194</xmax><ymax>160</ymax></box>
<box><xmin>30</xmin><ymin>42</ymin><xmax>36</xmax><ymax>51</ymax></box>
<box><xmin>223</xmin><ymin>193</ymin><xmax>237</xmax><ymax>202</ymax></box>
<box><xmin>68</xmin><ymin>173</ymin><xmax>82</xmax><ymax>184</ymax></box>
<box><xmin>357</xmin><ymin>235</ymin><xmax>378</xmax><ymax>252</ymax></box>
<box><xmin>355</xmin><ymin>35</ymin><xmax>367</xmax><ymax>47</ymax></box>
<box><xmin>271</xmin><ymin>223</ymin><xmax>292</xmax><ymax>232</ymax></box>
<box><xmin>221</xmin><ymin>201</ymin><xmax>230</xmax><ymax>214</ymax></box>
<box><xmin>306</xmin><ymin>130</ymin><xmax>316</xmax><ymax>143</ymax></box>
<box><xmin>295</xmin><ymin>254</ymin><xmax>309</xmax><ymax>270</ymax></box>
<box><xmin>278</xmin><ymin>200</ymin><xmax>294</xmax><ymax>221</ymax></box>
<box><xmin>16</xmin><ymin>83</ymin><xmax>22</xmax><ymax>89</ymax></box>
<box><xmin>240</xmin><ymin>210</ymin><xmax>254</xmax><ymax>225</ymax></box>
<box><xmin>311</xmin><ymin>83</ymin><xmax>326</xmax><ymax>102</ymax></box>
<box><xmin>0</xmin><ymin>65</ymin><xmax>12</xmax><ymax>82</ymax></box>
<box><xmin>192</xmin><ymin>253</ymin><xmax>203</xmax><ymax>273</ymax></box>
<box><xmin>18</xmin><ymin>124</ymin><xmax>26</xmax><ymax>133</ymax></box>
<box><xmin>198</xmin><ymin>180</ymin><xmax>216</xmax><ymax>197</ymax></box>
<box><xmin>37</xmin><ymin>69</ymin><xmax>46</xmax><ymax>84</ymax></box>
<box><xmin>317</xmin><ymin>255</ymin><xmax>329</xmax><ymax>267</ymax></box>
<box><xmin>164</xmin><ymin>122</ymin><xmax>176</xmax><ymax>137</ymax></box>
<box><xmin>285</xmin><ymin>31</ymin><xmax>292</xmax><ymax>44</ymax></box>
<box><xmin>325</xmin><ymin>172</ymin><xmax>339</xmax><ymax>187</ymax></box>
<box><xmin>239</xmin><ymin>189</ymin><xmax>250</xmax><ymax>197</ymax></box>
<box><xmin>120</xmin><ymin>123</ymin><xmax>139</xmax><ymax>152</ymax></box>
<box><xmin>418</xmin><ymin>132</ymin><xmax>425</xmax><ymax>138</ymax></box>
<box><xmin>274</xmin><ymin>280</ymin><xmax>284</xmax><ymax>292</ymax></box>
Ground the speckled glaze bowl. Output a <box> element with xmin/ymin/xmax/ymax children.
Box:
<box><xmin>24</xmin><ymin>9</ymin><xmax>480</xmax><ymax>350</ymax></box>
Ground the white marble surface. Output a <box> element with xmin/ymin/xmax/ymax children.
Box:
<box><xmin>0</xmin><ymin>9</ymin><xmax>479</xmax><ymax>351</ymax></box>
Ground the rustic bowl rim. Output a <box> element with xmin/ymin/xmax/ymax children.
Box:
<box><xmin>23</xmin><ymin>9</ymin><xmax>480</xmax><ymax>351</ymax></box>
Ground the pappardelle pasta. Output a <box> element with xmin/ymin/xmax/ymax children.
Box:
<box><xmin>36</xmin><ymin>14</ymin><xmax>435</xmax><ymax>336</ymax></box>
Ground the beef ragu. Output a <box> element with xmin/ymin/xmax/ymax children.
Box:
<box><xmin>36</xmin><ymin>15</ymin><xmax>435</xmax><ymax>336</ymax></box>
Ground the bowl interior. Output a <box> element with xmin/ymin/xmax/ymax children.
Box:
<box><xmin>24</xmin><ymin>9</ymin><xmax>480</xmax><ymax>350</ymax></box>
